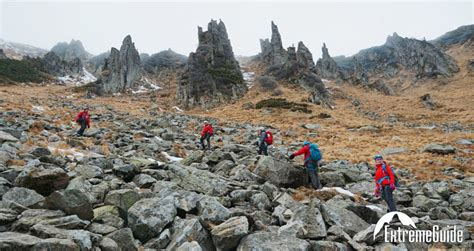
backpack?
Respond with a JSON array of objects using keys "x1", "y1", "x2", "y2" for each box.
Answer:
[
  {"x1": 264, "y1": 131, "x2": 273, "y2": 145},
  {"x1": 208, "y1": 125, "x2": 214, "y2": 136},
  {"x1": 379, "y1": 163, "x2": 400, "y2": 188},
  {"x1": 309, "y1": 143, "x2": 322, "y2": 162}
]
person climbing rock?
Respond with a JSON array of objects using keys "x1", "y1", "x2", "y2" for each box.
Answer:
[
  {"x1": 200, "y1": 121, "x2": 213, "y2": 149},
  {"x1": 256, "y1": 127, "x2": 273, "y2": 156},
  {"x1": 289, "y1": 141, "x2": 322, "y2": 189},
  {"x1": 373, "y1": 154, "x2": 397, "y2": 212},
  {"x1": 74, "y1": 107, "x2": 90, "y2": 136}
]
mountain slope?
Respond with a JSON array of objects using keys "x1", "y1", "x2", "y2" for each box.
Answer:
[{"x1": 0, "y1": 38, "x2": 47, "y2": 59}]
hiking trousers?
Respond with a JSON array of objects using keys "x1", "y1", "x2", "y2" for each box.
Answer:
[
  {"x1": 382, "y1": 185, "x2": 397, "y2": 212},
  {"x1": 258, "y1": 142, "x2": 268, "y2": 156},
  {"x1": 77, "y1": 119, "x2": 87, "y2": 136},
  {"x1": 306, "y1": 168, "x2": 321, "y2": 189},
  {"x1": 200, "y1": 133, "x2": 211, "y2": 149}
]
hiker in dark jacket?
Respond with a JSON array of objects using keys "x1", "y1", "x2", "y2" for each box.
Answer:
[
  {"x1": 200, "y1": 121, "x2": 213, "y2": 149},
  {"x1": 373, "y1": 154, "x2": 397, "y2": 212},
  {"x1": 74, "y1": 107, "x2": 90, "y2": 136},
  {"x1": 257, "y1": 128, "x2": 273, "y2": 156},
  {"x1": 289, "y1": 141, "x2": 322, "y2": 189}
]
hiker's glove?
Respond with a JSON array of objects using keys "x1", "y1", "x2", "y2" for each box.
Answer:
[
  {"x1": 375, "y1": 190, "x2": 381, "y2": 197},
  {"x1": 390, "y1": 184, "x2": 396, "y2": 191},
  {"x1": 289, "y1": 154, "x2": 295, "y2": 160}
]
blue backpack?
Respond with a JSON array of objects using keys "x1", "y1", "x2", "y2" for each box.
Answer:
[
  {"x1": 377, "y1": 163, "x2": 400, "y2": 188},
  {"x1": 309, "y1": 143, "x2": 322, "y2": 162}
]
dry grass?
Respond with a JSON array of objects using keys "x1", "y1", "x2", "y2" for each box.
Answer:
[{"x1": 0, "y1": 45, "x2": 472, "y2": 182}]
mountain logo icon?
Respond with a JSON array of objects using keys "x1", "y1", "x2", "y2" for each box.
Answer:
[{"x1": 373, "y1": 211, "x2": 416, "y2": 239}]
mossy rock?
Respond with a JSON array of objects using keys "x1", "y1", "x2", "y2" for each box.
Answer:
[{"x1": 255, "y1": 98, "x2": 312, "y2": 113}]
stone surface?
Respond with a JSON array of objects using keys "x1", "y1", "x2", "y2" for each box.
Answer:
[
  {"x1": 237, "y1": 231, "x2": 310, "y2": 251},
  {"x1": 211, "y1": 216, "x2": 249, "y2": 250},
  {"x1": 127, "y1": 196, "x2": 177, "y2": 242},
  {"x1": 45, "y1": 189, "x2": 94, "y2": 220},
  {"x1": 254, "y1": 156, "x2": 306, "y2": 187},
  {"x1": 423, "y1": 144, "x2": 456, "y2": 154},
  {"x1": 106, "y1": 228, "x2": 138, "y2": 251},
  {"x1": 15, "y1": 166, "x2": 69, "y2": 196},
  {"x1": 3, "y1": 187, "x2": 45, "y2": 208}
]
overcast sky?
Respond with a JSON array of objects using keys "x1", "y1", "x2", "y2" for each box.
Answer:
[{"x1": 0, "y1": 1, "x2": 472, "y2": 58}]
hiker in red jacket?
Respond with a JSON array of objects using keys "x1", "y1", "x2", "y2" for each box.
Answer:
[
  {"x1": 200, "y1": 121, "x2": 213, "y2": 149},
  {"x1": 289, "y1": 141, "x2": 322, "y2": 189},
  {"x1": 256, "y1": 127, "x2": 273, "y2": 156},
  {"x1": 74, "y1": 107, "x2": 90, "y2": 136},
  {"x1": 373, "y1": 154, "x2": 397, "y2": 212}
]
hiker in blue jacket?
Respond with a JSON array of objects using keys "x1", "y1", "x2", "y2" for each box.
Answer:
[{"x1": 289, "y1": 141, "x2": 322, "y2": 189}]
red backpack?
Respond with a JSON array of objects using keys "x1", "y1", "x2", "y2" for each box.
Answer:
[{"x1": 265, "y1": 131, "x2": 273, "y2": 145}]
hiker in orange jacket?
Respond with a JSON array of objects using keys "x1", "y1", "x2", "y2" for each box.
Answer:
[{"x1": 373, "y1": 154, "x2": 397, "y2": 212}]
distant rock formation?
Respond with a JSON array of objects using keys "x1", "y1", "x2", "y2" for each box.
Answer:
[
  {"x1": 315, "y1": 43, "x2": 341, "y2": 80},
  {"x1": 177, "y1": 20, "x2": 246, "y2": 108},
  {"x1": 258, "y1": 22, "x2": 332, "y2": 108},
  {"x1": 86, "y1": 51, "x2": 110, "y2": 77},
  {"x1": 0, "y1": 38, "x2": 47, "y2": 59},
  {"x1": 51, "y1": 39, "x2": 92, "y2": 62},
  {"x1": 94, "y1": 35, "x2": 141, "y2": 95},
  {"x1": 41, "y1": 51, "x2": 83, "y2": 76},
  {"x1": 0, "y1": 49, "x2": 7, "y2": 59},
  {"x1": 143, "y1": 49, "x2": 187, "y2": 74},
  {"x1": 336, "y1": 33, "x2": 459, "y2": 81},
  {"x1": 432, "y1": 24, "x2": 474, "y2": 47},
  {"x1": 259, "y1": 21, "x2": 287, "y2": 66}
]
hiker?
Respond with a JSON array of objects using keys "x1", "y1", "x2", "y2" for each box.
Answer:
[
  {"x1": 289, "y1": 141, "x2": 322, "y2": 189},
  {"x1": 256, "y1": 128, "x2": 273, "y2": 156},
  {"x1": 200, "y1": 121, "x2": 213, "y2": 149},
  {"x1": 373, "y1": 154, "x2": 397, "y2": 212},
  {"x1": 74, "y1": 107, "x2": 90, "y2": 136}
]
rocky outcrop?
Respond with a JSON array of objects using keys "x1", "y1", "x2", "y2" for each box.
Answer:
[
  {"x1": 259, "y1": 21, "x2": 287, "y2": 67},
  {"x1": 315, "y1": 43, "x2": 341, "y2": 79},
  {"x1": 0, "y1": 49, "x2": 7, "y2": 59},
  {"x1": 258, "y1": 22, "x2": 332, "y2": 108},
  {"x1": 177, "y1": 20, "x2": 246, "y2": 108},
  {"x1": 42, "y1": 51, "x2": 83, "y2": 76},
  {"x1": 432, "y1": 24, "x2": 474, "y2": 47},
  {"x1": 143, "y1": 49, "x2": 187, "y2": 74},
  {"x1": 51, "y1": 39, "x2": 92, "y2": 62},
  {"x1": 335, "y1": 33, "x2": 460, "y2": 83},
  {"x1": 86, "y1": 51, "x2": 110, "y2": 77},
  {"x1": 94, "y1": 35, "x2": 141, "y2": 95}
]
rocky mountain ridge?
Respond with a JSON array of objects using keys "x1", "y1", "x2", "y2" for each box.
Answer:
[
  {"x1": 51, "y1": 39, "x2": 92, "y2": 63},
  {"x1": 258, "y1": 22, "x2": 333, "y2": 108}
]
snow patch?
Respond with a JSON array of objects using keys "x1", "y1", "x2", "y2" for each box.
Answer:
[
  {"x1": 130, "y1": 77, "x2": 162, "y2": 94},
  {"x1": 31, "y1": 105, "x2": 45, "y2": 113},
  {"x1": 366, "y1": 205, "x2": 384, "y2": 212},
  {"x1": 48, "y1": 146, "x2": 104, "y2": 162},
  {"x1": 172, "y1": 106, "x2": 184, "y2": 113},
  {"x1": 242, "y1": 71, "x2": 255, "y2": 88},
  {"x1": 320, "y1": 187, "x2": 356, "y2": 197},
  {"x1": 57, "y1": 67, "x2": 97, "y2": 86},
  {"x1": 161, "y1": 151, "x2": 183, "y2": 162}
]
